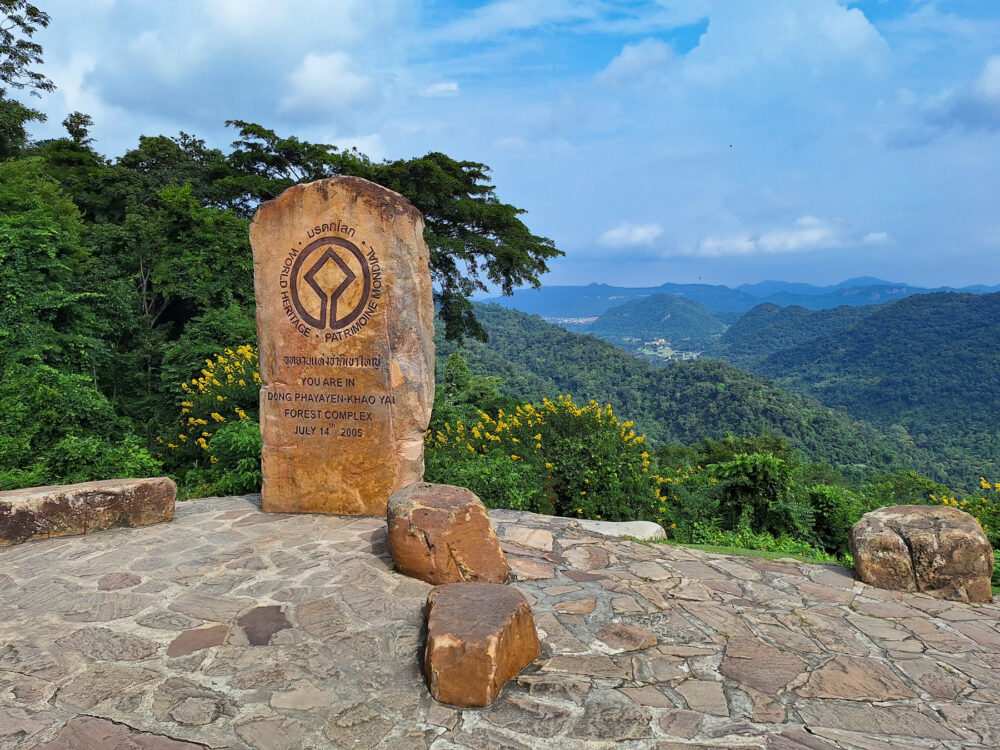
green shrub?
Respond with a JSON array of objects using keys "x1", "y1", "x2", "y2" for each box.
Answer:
[
  {"x1": 710, "y1": 452, "x2": 813, "y2": 539},
  {"x1": 185, "y1": 419, "x2": 262, "y2": 496},
  {"x1": 806, "y1": 484, "x2": 864, "y2": 555}
]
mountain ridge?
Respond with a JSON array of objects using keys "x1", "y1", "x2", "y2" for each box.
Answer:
[{"x1": 484, "y1": 278, "x2": 1000, "y2": 318}]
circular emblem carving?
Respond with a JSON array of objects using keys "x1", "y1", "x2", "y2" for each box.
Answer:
[{"x1": 290, "y1": 236, "x2": 372, "y2": 331}]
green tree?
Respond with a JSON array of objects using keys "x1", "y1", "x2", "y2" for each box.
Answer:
[
  {"x1": 0, "y1": 1, "x2": 53, "y2": 156},
  {"x1": 225, "y1": 121, "x2": 561, "y2": 340},
  {"x1": 1, "y1": 0, "x2": 53, "y2": 95},
  {"x1": 0, "y1": 158, "x2": 102, "y2": 371}
]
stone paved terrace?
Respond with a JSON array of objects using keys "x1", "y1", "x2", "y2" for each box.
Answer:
[{"x1": 1, "y1": 496, "x2": 999, "y2": 749}]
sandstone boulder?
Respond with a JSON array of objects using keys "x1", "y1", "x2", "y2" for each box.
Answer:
[
  {"x1": 251, "y1": 176, "x2": 435, "y2": 515},
  {"x1": 0, "y1": 477, "x2": 175, "y2": 547},
  {"x1": 850, "y1": 504, "x2": 994, "y2": 603},
  {"x1": 387, "y1": 482, "x2": 508, "y2": 584},
  {"x1": 425, "y1": 583, "x2": 541, "y2": 707}
]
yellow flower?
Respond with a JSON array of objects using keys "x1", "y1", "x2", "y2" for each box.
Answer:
[
  {"x1": 510, "y1": 454, "x2": 520, "y2": 460},
  {"x1": 211, "y1": 412, "x2": 226, "y2": 422},
  {"x1": 545, "y1": 462, "x2": 553, "y2": 469}
]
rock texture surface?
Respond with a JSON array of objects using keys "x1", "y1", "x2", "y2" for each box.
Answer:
[
  {"x1": 0, "y1": 495, "x2": 997, "y2": 749},
  {"x1": 251, "y1": 176, "x2": 434, "y2": 515},
  {"x1": 0, "y1": 477, "x2": 175, "y2": 546},
  {"x1": 425, "y1": 583, "x2": 540, "y2": 707},
  {"x1": 851, "y1": 504, "x2": 995, "y2": 603},
  {"x1": 387, "y1": 482, "x2": 508, "y2": 584}
]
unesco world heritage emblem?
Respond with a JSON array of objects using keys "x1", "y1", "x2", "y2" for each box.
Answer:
[{"x1": 279, "y1": 234, "x2": 382, "y2": 339}]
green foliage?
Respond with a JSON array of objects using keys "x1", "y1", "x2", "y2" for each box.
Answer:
[
  {"x1": 196, "y1": 420, "x2": 263, "y2": 497},
  {"x1": 710, "y1": 452, "x2": 812, "y2": 539},
  {"x1": 160, "y1": 304, "x2": 258, "y2": 394},
  {"x1": 743, "y1": 292, "x2": 1000, "y2": 486},
  {"x1": 679, "y1": 526, "x2": 836, "y2": 563},
  {"x1": 0, "y1": 363, "x2": 161, "y2": 490},
  {"x1": 0, "y1": 158, "x2": 102, "y2": 370},
  {"x1": 0, "y1": 1, "x2": 54, "y2": 96},
  {"x1": 430, "y1": 353, "x2": 516, "y2": 434},
  {"x1": 709, "y1": 302, "x2": 880, "y2": 367},
  {"x1": 805, "y1": 485, "x2": 865, "y2": 556}
]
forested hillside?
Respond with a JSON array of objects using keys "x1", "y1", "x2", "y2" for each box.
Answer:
[
  {"x1": 588, "y1": 293, "x2": 727, "y2": 351},
  {"x1": 438, "y1": 304, "x2": 927, "y2": 478},
  {"x1": 744, "y1": 293, "x2": 1000, "y2": 485},
  {"x1": 708, "y1": 303, "x2": 882, "y2": 367}
]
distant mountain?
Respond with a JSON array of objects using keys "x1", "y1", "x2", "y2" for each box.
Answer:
[
  {"x1": 485, "y1": 278, "x2": 1000, "y2": 320},
  {"x1": 437, "y1": 303, "x2": 927, "y2": 477},
  {"x1": 485, "y1": 282, "x2": 760, "y2": 317},
  {"x1": 709, "y1": 303, "x2": 883, "y2": 367},
  {"x1": 731, "y1": 292, "x2": 1000, "y2": 486},
  {"x1": 589, "y1": 294, "x2": 727, "y2": 349}
]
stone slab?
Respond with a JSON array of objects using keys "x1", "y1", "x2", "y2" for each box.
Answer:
[{"x1": 0, "y1": 477, "x2": 175, "y2": 546}]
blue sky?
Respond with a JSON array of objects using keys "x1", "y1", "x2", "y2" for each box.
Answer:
[{"x1": 29, "y1": 0, "x2": 1000, "y2": 288}]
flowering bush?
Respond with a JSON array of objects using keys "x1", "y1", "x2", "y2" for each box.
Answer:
[
  {"x1": 159, "y1": 345, "x2": 261, "y2": 491},
  {"x1": 425, "y1": 395, "x2": 662, "y2": 522},
  {"x1": 930, "y1": 478, "x2": 1000, "y2": 547}
]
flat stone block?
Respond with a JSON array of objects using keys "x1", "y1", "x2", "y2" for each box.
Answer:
[
  {"x1": 0, "y1": 477, "x2": 175, "y2": 546},
  {"x1": 424, "y1": 582, "x2": 540, "y2": 707},
  {"x1": 387, "y1": 482, "x2": 508, "y2": 584}
]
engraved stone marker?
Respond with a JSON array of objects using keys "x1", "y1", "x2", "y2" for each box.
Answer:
[{"x1": 250, "y1": 176, "x2": 434, "y2": 515}]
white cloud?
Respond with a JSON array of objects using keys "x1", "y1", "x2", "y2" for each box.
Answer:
[
  {"x1": 423, "y1": 82, "x2": 459, "y2": 97},
  {"x1": 597, "y1": 38, "x2": 674, "y2": 86},
  {"x1": 435, "y1": 0, "x2": 601, "y2": 42},
  {"x1": 599, "y1": 222, "x2": 664, "y2": 247},
  {"x1": 279, "y1": 52, "x2": 376, "y2": 117},
  {"x1": 757, "y1": 215, "x2": 844, "y2": 253},
  {"x1": 862, "y1": 231, "x2": 891, "y2": 245},
  {"x1": 330, "y1": 133, "x2": 386, "y2": 161},
  {"x1": 893, "y1": 55, "x2": 1000, "y2": 145},
  {"x1": 692, "y1": 216, "x2": 851, "y2": 257}
]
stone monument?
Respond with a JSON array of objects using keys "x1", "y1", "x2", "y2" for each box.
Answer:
[{"x1": 250, "y1": 176, "x2": 434, "y2": 515}]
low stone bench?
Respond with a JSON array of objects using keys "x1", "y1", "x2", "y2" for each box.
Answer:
[
  {"x1": 424, "y1": 582, "x2": 541, "y2": 707},
  {"x1": 0, "y1": 477, "x2": 176, "y2": 546},
  {"x1": 850, "y1": 504, "x2": 995, "y2": 603},
  {"x1": 387, "y1": 482, "x2": 508, "y2": 584}
]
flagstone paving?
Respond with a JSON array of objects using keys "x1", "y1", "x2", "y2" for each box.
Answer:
[{"x1": 1, "y1": 495, "x2": 998, "y2": 749}]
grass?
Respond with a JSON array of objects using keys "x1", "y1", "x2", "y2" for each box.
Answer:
[{"x1": 668, "y1": 542, "x2": 840, "y2": 565}]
